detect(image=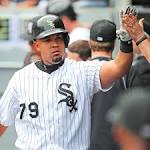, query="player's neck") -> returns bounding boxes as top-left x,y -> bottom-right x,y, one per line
35,59 -> 64,74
